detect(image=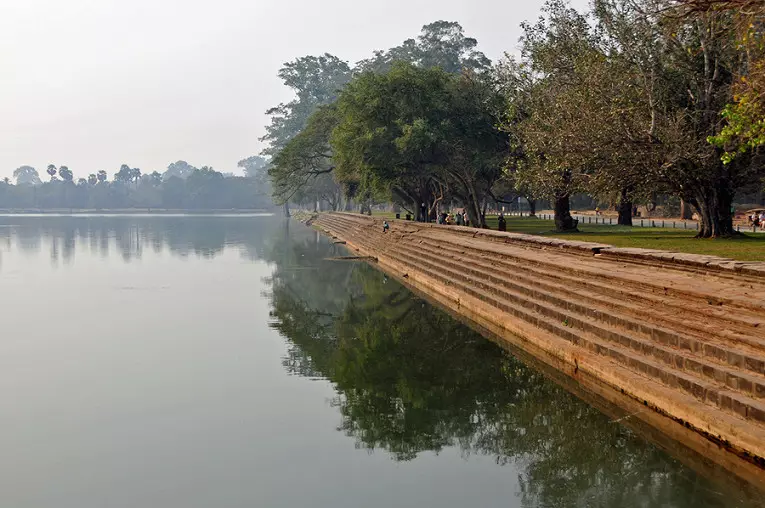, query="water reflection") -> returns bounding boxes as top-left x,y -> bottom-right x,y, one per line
266,220 -> 764,508
0,215 -> 279,266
